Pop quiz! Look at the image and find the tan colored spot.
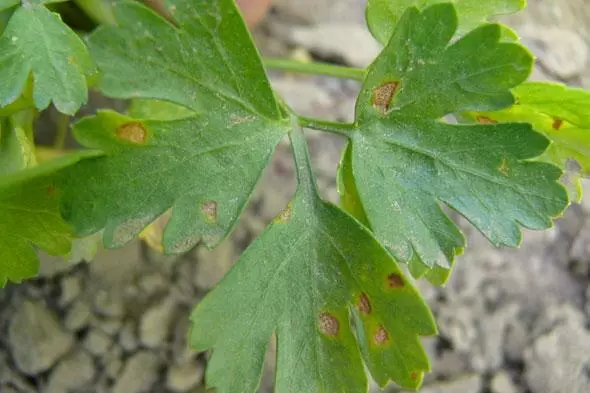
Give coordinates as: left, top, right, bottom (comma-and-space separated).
273, 203, 292, 224
374, 325, 389, 345
200, 200, 217, 223
358, 293, 372, 315
498, 157, 509, 176
113, 217, 152, 247
476, 116, 497, 124
117, 122, 147, 144
318, 312, 339, 336
171, 235, 200, 254
387, 273, 404, 288
371, 81, 400, 116
552, 118, 564, 130
230, 115, 252, 125
411, 371, 421, 381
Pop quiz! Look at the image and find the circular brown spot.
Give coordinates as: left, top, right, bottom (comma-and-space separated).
117, 122, 147, 144
411, 371, 421, 381
387, 273, 404, 288
476, 116, 497, 124
358, 293, 371, 315
372, 81, 400, 115
318, 312, 339, 336
552, 118, 564, 130
200, 200, 217, 223
374, 325, 389, 345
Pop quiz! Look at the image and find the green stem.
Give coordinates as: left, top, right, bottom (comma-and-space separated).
297, 116, 355, 137
264, 58, 366, 81
54, 113, 70, 150
289, 118, 318, 198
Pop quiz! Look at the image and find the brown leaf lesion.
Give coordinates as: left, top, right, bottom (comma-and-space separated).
117, 122, 148, 144
372, 81, 401, 116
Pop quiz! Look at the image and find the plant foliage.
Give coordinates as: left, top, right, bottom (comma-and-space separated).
0, 0, 586, 392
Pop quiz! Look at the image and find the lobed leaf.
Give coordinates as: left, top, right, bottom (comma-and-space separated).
338, 4, 567, 281
0, 4, 94, 115
190, 127, 437, 392
0, 152, 99, 287
366, 0, 525, 45
464, 82, 590, 202
58, 0, 289, 253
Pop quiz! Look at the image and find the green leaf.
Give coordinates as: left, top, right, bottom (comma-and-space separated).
366, 0, 525, 45
190, 126, 437, 392
338, 4, 567, 279
464, 82, 590, 203
0, 4, 94, 115
0, 151, 98, 287
57, 0, 289, 253
0, 115, 36, 176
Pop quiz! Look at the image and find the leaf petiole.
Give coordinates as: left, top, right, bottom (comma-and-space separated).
264, 57, 366, 81
297, 115, 355, 137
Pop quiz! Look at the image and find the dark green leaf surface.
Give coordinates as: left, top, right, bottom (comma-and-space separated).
58, 0, 289, 253
0, 4, 94, 114
366, 0, 525, 45
339, 4, 567, 279
190, 127, 437, 392
465, 82, 590, 202
0, 152, 98, 287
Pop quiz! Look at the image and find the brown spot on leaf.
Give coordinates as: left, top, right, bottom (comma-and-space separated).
47, 184, 56, 197
200, 200, 217, 223
552, 118, 564, 130
230, 115, 252, 125
374, 325, 389, 345
498, 157, 509, 176
113, 217, 152, 247
171, 235, 200, 254
476, 116, 497, 124
273, 203, 292, 224
372, 81, 400, 116
387, 273, 404, 288
318, 312, 339, 336
411, 371, 421, 381
117, 122, 147, 144
358, 293, 372, 315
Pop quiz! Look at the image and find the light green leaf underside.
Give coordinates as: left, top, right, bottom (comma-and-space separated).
0, 115, 36, 176
465, 82, 590, 203
190, 127, 437, 393
0, 5, 94, 114
366, 0, 525, 44
0, 151, 99, 287
340, 4, 566, 280
58, 0, 289, 254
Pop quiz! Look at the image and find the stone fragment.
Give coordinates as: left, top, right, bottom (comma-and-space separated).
139, 296, 178, 348
112, 351, 159, 393
491, 371, 518, 393
59, 275, 82, 307
46, 350, 95, 393
93, 290, 125, 318
8, 300, 74, 375
119, 321, 139, 353
193, 241, 236, 291
83, 329, 113, 356
64, 299, 92, 331
166, 361, 204, 392
420, 374, 482, 393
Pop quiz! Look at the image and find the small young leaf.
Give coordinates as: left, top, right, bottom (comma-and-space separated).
0, 152, 99, 287
366, 0, 525, 45
190, 127, 437, 392
0, 4, 94, 114
340, 4, 567, 278
464, 82, 590, 203
58, 0, 289, 253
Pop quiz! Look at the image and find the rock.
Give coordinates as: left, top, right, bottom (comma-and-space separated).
166, 361, 204, 392
271, 78, 334, 117
93, 317, 123, 336
420, 374, 483, 393
491, 371, 519, 393
193, 241, 236, 291
46, 350, 95, 393
59, 275, 82, 307
37, 253, 79, 278
271, 0, 365, 24
103, 345, 123, 379
119, 321, 139, 353
83, 328, 113, 356
523, 27, 588, 79
525, 321, 590, 393
138, 272, 169, 297
90, 243, 143, 290
112, 351, 160, 393
64, 299, 92, 331
570, 221, 590, 278
139, 296, 178, 348
289, 24, 381, 67
8, 300, 74, 375
93, 290, 125, 318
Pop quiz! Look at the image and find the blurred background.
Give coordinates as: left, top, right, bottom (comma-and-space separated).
1, 1, 589, 392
